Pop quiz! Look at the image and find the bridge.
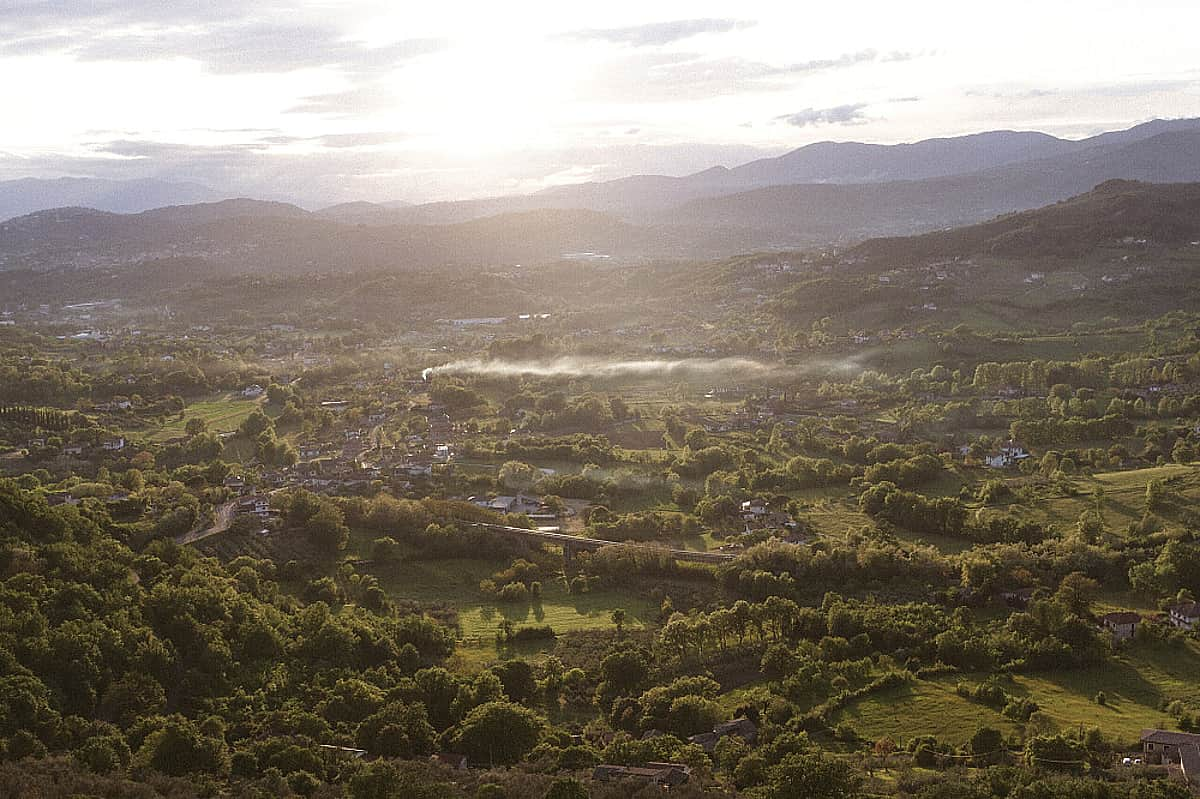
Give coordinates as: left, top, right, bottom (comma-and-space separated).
465, 522, 737, 566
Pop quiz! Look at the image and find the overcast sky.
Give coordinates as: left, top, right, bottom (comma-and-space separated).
2, 0, 1199, 205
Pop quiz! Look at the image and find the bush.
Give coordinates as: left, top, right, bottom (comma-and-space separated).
544, 778, 588, 799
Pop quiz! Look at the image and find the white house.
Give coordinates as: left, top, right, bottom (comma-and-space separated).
242, 384, 265, 399
986, 441, 1030, 469
1168, 601, 1200, 630
740, 499, 769, 521
237, 495, 272, 517
1100, 611, 1141, 642
102, 437, 126, 451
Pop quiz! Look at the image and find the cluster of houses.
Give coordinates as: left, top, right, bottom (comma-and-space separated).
470, 493, 561, 526
996, 594, 1200, 644
1094, 602, 1200, 642
955, 440, 1032, 469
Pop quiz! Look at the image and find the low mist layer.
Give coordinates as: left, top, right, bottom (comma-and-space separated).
423, 356, 858, 382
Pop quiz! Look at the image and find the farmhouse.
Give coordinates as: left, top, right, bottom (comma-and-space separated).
687, 717, 759, 753
1100, 611, 1142, 642
592, 762, 691, 787
741, 499, 768, 521
1141, 730, 1200, 785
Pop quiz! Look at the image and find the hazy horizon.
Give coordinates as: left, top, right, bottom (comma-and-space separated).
3, 0, 1200, 206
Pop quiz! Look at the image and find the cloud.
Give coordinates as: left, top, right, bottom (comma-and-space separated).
0, 3, 447, 77
565, 18, 755, 47
586, 49, 920, 102
777, 104, 870, 127
288, 82, 402, 118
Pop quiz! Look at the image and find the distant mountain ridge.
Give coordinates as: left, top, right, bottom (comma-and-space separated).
383, 118, 1200, 225
6, 119, 1200, 268
0, 177, 226, 221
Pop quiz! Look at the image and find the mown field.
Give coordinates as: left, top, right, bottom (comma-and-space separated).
831, 640, 1200, 747
147, 392, 264, 441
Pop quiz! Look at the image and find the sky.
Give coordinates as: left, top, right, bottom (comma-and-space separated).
2, 0, 1199, 206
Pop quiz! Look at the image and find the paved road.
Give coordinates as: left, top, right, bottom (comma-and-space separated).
467, 521, 737, 564
177, 500, 237, 545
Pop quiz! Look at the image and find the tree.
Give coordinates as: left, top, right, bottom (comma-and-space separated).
611, 607, 627, 636
491, 660, 537, 704
305, 503, 349, 555
355, 703, 435, 757
498, 460, 541, 492
762, 753, 862, 799
600, 648, 649, 693
134, 716, 229, 776
184, 417, 208, 437
968, 726, 1003, 765
238, 409, 273, 439
445, 701, 542, 766
1054, 571, 1099, 616
665, 695, 724, 738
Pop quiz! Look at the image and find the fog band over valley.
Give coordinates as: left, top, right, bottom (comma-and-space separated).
422, 356, 860, 381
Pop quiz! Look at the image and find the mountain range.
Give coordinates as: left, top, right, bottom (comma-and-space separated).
5, 118, 1200, 269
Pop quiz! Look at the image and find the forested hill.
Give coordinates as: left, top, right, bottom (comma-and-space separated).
849, 180, 1200, 261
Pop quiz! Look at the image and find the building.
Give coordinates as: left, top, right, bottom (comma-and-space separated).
237, 496, 272, 518
242, 384, 265, 398
1100, 611, 1142, 642
688, 717, 758, 753
1141, 730, 1200, 785
740, 499, 768, 521
1169, 601, 1200, 630
102, 437, 126, 451
986, 441, 1031, 469
593, 762, 690, 787
474, 494, 543, 515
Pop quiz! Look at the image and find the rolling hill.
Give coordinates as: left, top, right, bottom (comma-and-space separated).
850, 180, 1200, 260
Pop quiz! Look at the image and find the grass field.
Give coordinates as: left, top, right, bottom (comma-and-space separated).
832, 641, 1200, 747
1002, 463, 1200, 536
148, 393, 264, 441
831, 677, 1022, 746
360, 556, 657, 670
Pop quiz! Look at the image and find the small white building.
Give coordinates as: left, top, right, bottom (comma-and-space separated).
1168, 601, 1200, 630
